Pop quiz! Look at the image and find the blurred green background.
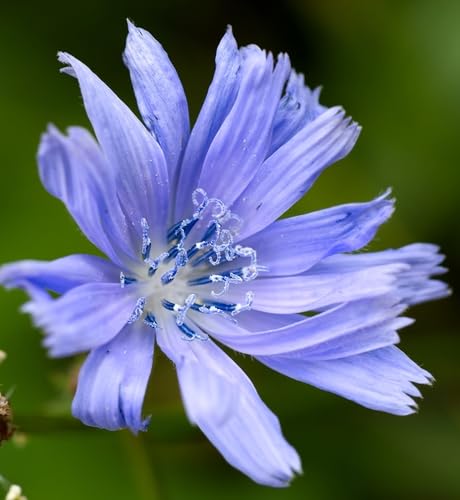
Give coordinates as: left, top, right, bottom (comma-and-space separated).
0, 0, 459, 499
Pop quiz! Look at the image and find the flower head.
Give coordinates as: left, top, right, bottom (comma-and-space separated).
0, 22, 449, 486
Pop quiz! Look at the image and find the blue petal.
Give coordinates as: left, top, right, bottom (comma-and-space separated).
258, 346, 432, 415
175, 27, 241, 220
124, 21, 190, 187
241, 190, 394, 275
195, 47, 291, 208
23, 283, 138, 357
58, 53, 169, 247
270, 71, 326, 154
232, 310, 305, 331
232, 106, 361, 240
196, 296, 407, 356
72, 322, 154, 433
200, 263, 402, 314
312, 244, 450, 306
38, 126, 137, 266
0, 254, 119, 295
157, 316, 301, 487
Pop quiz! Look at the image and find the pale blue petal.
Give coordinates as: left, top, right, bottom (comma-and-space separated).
0, 254, 119, 295
157, 316, 301, 487
313, 244, 450, 305
270, 71, 326, 154
258, 346, 432, 415
196, 296, 406, 356
232, 310, 305, 331
58, 53, 169, 246
175, 27, 241, 220
72, 322, 154, 433
242, 191, 394, 275
195, 47, 290, 208
38, 126, 137, 265
199, 263, 403, 314
232, 107, 361, 240
124, 21, 190, 186
22, 283, 137, 357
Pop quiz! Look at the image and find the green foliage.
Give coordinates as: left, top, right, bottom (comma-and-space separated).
0, 1, 458, 498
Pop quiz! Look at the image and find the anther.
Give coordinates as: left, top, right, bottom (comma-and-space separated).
143, 313, 158, 329
120, 272, 137, 288
192, 302, 237, 323
200, 300, 238, 312
178, 322, 208, 341
161, 299, 175, 311
190, 249, 216, 267
161, 248, 188, 285
175, 294, 197, 326
145, 251, 169, 277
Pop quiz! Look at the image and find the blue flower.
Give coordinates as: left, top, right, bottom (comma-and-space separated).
0, 22, 449, 486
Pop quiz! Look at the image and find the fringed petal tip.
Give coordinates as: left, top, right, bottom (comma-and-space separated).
124, 17, 190, 182
378, 186, 394, 203
258, 345, 434, 417
57, 51, 77, 76
157, 319, 301, 487
21, 283, 137, 358
138, 414, 152, 434
391, 244, 450, 306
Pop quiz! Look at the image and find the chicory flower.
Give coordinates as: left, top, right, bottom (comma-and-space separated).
0, 22, 449, 486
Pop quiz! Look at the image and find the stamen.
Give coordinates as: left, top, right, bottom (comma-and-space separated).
202, 221, 218, 242
191, 187, 209, 215
210, 272, 243, 296
167, 220, 183, 241
168, 217, 198, 244
167, 188, 209, 243
128, 189, 261, 337
191, 302, 237, 323
143, 312, 158, 329
120, 272, 137, 288
141, 218, 152, 260
128, 297, 146, 324
145, 251, 169, 277
190, 249, 215, 267
161, 299, 175, 311
160, 248, 189, 285
187, 275, 213, 286
231, 291, 254, 316
208, 197, 226, 219
175, 294, 197, 326
209, 228, 234, 265
178, 322, 208, 341
200, 300, 238, 312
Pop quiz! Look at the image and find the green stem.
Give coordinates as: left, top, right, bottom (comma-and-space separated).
121, 432, 160, 500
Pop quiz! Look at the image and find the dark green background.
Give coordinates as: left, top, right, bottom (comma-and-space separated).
0, 1, 458, 499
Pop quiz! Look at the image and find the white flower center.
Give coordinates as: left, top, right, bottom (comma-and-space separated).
120, 189, 266, 340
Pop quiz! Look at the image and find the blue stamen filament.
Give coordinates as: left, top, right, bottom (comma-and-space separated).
120, 272, 137, 288
143, 313, 158, 329
124, 189, 263, 341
